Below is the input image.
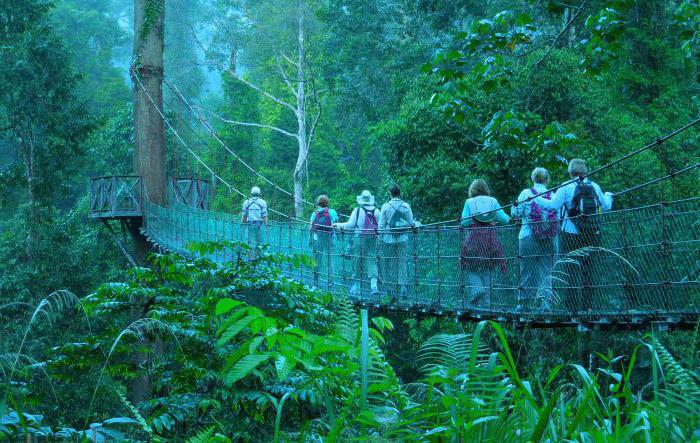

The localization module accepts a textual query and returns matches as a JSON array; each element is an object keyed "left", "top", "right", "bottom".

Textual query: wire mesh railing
[{"left": 142, "top": 199, "right": 700, "bottom": 325}]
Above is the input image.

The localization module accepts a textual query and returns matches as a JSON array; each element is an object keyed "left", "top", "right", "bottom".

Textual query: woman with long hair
[{"left": 460, "top": 179, "right": 510, "bottom": 306}]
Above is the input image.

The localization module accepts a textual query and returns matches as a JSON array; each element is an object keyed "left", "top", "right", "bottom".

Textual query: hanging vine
[{"left": 139, "top": 0, "right": 164, "bottom": 41}]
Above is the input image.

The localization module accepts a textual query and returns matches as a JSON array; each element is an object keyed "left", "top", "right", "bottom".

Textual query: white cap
[{"left": 251, "top": 186, "right": 261, "bottom": 196}]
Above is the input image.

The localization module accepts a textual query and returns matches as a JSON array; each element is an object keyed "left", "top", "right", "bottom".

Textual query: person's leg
[
  {"left": 351, "top": 236, "right": 363, "bottom": 295},
  {"left": 518, "top": 237, "right": 533, "bottom": 307},
  {"left": 397, "top": 241, "right": 408, "bottom": 298},
  {"left": 466, "top": 269, "right": 486, "bottom": 306},
  {"left": 580, "top": 231, "right": 600, "bottom": 312},
  {"left": 384, "top": 242, "right": 398, "bottom": 297},
  {"left": 560, "top": 232, "right": 584, "bottom": 313},
  {"left": 366, "top": 236, "right": 379, "bottom": 294}
]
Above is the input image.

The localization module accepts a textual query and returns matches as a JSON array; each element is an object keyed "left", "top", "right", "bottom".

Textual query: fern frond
[
  {"left": 186, "top": 426, "right": 214, "bottom": 443},
  {"left": 118, "top": 390, "right": 153, "bottom": 435},
  {"left": 334, "top": 297, "right": 358, "bottom": 344}
]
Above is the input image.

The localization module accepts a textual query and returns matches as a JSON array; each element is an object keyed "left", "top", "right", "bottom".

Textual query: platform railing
[{"left": 89, "top": 175, "right": 144, "bottom": 219}]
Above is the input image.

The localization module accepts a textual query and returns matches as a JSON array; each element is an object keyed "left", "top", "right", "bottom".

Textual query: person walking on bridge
[
  {"left": 309, "top": 195, "right": 339, "bottom": 287},
  {"left": 533, "top": 159, "right": 613, "bottom": 314},
  {"left": 333, "top": 190, "right": 381, "bottom": 298},
  {"left": 241, "top": 186, "right": 268, "bottom": 259},
  {"left": 512, "top": 167, "right": 560, "bottom": 311},
  {"left": 379, "top": 184, "right": 417, "bottom": 302},
  {"left": 460, "top": 179, "right": 511, "bottom": 307}
]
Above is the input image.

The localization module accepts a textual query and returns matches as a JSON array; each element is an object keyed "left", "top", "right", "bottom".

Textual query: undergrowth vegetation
[{"left": 0, "top": 243, "right": 698, "bottom": 441}]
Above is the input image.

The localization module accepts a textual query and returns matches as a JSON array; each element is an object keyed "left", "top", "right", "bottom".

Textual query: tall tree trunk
[
  {"left": 19, "top": 129, "right": 38, "bottom": 258},
  {"left": 292, "top": 1, "right": 307, "bottom": 218},
  {"left": 133, "top": 0, "right": 167, "bottom": 208},
  {"left": 129, "top": 0, "right": 166, "bottom": 405}
]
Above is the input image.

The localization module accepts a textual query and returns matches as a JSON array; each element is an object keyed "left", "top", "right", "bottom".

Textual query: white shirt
[
  {"left": 535, "top": 178, "right": 613, "bottom": 234},
  {"left": 379, "top": 198, "right": 415, "bottom": 244},
  {"left": 335, "top": 205, "right": 381, "bottom": 233},
  {"left": 242, "top": 197, "right": 268, "bottom": 222}
]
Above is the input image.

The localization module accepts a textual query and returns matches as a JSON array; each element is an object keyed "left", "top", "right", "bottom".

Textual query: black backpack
[{"left": 568, "top": 179, "right": 601, "bottom": 235}]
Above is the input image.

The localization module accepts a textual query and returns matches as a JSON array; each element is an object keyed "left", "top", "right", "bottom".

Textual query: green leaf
[
  {"left": 217, "top": 316, "right": 257, "bottom": 347},
  {"left": 275, "top": 354, "right": 296, "bottom": 381},
  {"left": 215, "top": 298, "right": 243, "bottom": 316},
  {"left": 225, "top": 353, "right": 271, "bottom": 385}
]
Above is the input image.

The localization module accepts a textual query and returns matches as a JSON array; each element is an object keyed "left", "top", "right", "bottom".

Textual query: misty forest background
[{"left": 1, "top": 0, "right": 699, "bottom": 441}]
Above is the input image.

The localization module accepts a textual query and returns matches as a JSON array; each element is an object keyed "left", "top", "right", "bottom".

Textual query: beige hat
[
  {"left": 356, "top": 190, "right": 375, "bottom": 206},
  {"left": 251, "top": 186, "right": 261, "bottom": 196}
]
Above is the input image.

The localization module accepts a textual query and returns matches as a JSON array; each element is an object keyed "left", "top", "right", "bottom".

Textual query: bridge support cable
[
  {"left": 419, "top": 116, "right": 700, "bottom": 228},
  {"left": 613, "top": 162, "right": 699, "bottom": 197},
  {"left": 162, "top": 78, "right": 343, "bottom": 217},
  {"left": 134, "top": 70, "right": 310, "bottom": 224}
]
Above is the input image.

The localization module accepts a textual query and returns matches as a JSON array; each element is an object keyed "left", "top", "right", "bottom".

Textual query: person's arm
[
  {"left": 374, "top": 208, "right": 381, "bottom": 229},
  {"left": 378, "top": 204, "right": 388, "bottom": 230},
  {"left": 404, "top": 204, "right": 415, "bottom": 227},
  {"left": 536, "top": 185, "right": 567, "bottom": 210},
  {"left": 330, "top": 209, "right": 339, "bottom": 223},
  {"left": 261, "top": 202, "right": 268, "bottom": 225},
  {"left": 491, "top": 198, "right": 511, "bottom": 225},
  {"left": 460, "top": 200, "right": 472, "bottom": 227},
  {"left": 511, "top": 189, "right": 529, "bottom": 219},
  {"left": 241, "top": 200, "right": 248, "bottom": 223},
  {"left": 594, "top": 183, "right": 613, "bottom": 212},
  {"left": 335, "top": 208, "right": 356, "bottom": 229}
]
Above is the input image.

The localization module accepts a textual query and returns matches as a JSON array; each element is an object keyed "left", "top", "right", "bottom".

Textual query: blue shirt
[{"left": 460, "top": 196, "right": 511, "bottom": 227}]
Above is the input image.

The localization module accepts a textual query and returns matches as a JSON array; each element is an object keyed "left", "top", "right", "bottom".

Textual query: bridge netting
[{"left": 142, "top": 198, "right": 700, "bottom": 326}]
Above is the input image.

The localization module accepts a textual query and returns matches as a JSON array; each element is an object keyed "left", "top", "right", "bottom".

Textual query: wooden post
[
  {"left": 459, "top": 226, "right": 466, "bottom": 313},
  {"left": 436, "top": 228, "right": 442, "bottom": 310},
  {"left": 412, "top": 227, "right": 418, "bottom": 308},
  {"left": 360, "top": 308, "right": 369, "bottom": 412}
]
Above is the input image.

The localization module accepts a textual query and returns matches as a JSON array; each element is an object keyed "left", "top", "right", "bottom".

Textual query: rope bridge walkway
[
  {"left": 139, "top": 198, "right": 700, "bottom": 330},
  {"left": 113, "top": 71, "right": 700, "bottom": 329}
]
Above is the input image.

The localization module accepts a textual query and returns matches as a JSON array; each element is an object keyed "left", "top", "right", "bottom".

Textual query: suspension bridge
[{"left": 91, "top": 71, "right": 700, "bottom": 330}]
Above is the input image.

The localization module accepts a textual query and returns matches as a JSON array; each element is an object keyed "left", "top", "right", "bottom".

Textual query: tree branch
[
  {"left": 280, "top": 52, "right": 297, "bottom": 67},
  {"left": 225, "top": 68, "right": 297, "bottom": 114},
  {"left": 276, "top": 56, "right": 297, "bottom": 96},
  {"left": 187, "top": 25, "right": 298, "bottom": 114},
  {"left": 203, "top": 107, "right": 298, "bottom": 139},
  {"left": 533, "top": 0, "right": 590, "bottom": 68}
]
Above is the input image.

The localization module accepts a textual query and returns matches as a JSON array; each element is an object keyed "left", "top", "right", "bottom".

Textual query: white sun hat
[{"left": 356, "top": 190, "right": 375, "bottom": 206}]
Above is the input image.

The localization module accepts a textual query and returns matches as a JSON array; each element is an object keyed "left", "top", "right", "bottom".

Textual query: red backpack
[
  {"left": 357, "top": 207, "right": 378, "bottom": 235},
  {"left": 312, "top": 208, "right": 333, "bottom": 232},
  {"left": 528, "top": 188, "right": 560, "bottom": 239}
]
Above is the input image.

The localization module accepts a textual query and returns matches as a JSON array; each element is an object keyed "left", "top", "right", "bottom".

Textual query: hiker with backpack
[
  {"left": 533, "top": 158, "right": 613, "bottom": 313},
  {"left": 309, "top": 195, "right": 339, "bottom": 286},
  {"left": 460, "top": 179, "right": 511, "bottom": 307},
  {"left": 241, "top": 186, "right": 268, "bottom": 258},
  {"left": 332, "top": 190, "right": 381, "bottom": 297},
  {"left": 379, "top": 184, "right": 417, "bottom": 302},
  {"left": 512, "top": 167, "right": 560, "bottom": 310}
]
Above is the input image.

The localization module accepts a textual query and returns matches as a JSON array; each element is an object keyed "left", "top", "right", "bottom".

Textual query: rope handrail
[
  {"left": 418, "top": 116, "right": 700, "bottom": 227},
  {"left": 614, "top": 162, "right": 699, "bottom": 197},
  {"left": 141, "top": 197, "right": 700, "bottom": 327}
]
